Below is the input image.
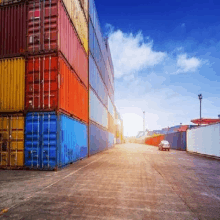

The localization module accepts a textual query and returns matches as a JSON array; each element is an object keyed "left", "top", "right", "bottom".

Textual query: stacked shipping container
[
  {"left": 0, "top": 1, "right": 27, "bottom": 169},
  {"left": 0, "top": 0, "right": 90, "bottom": 170},
  {"left": 25, "top": 0, "right": 89, "bottom": 170},
  {"left": 115, "top": 110, "right": 123, "bottom": 144},
  {"left": 0, "top": 0, "right": 117, "bottom": 170},
  {"left": 89, "top": 0, "right": 115, "bottom": 154}
]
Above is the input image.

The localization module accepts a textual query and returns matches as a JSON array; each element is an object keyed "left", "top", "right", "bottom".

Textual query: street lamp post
[
  {"left": 198, "top": 94, "right": 203, "bottom": 124},
  {"left": 143, "top": 111, "right": 145, "bottom": 136}
]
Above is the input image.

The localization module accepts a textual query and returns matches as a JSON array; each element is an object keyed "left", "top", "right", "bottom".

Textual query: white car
[{"left": 158, "top": 140, "right": 170, "bottom": 151}]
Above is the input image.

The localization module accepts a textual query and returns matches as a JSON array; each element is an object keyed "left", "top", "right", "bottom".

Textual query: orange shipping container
[
  {"left": 25, "top": 53, "right": 88, "bottom": 124},
  {"left": 145, "top": 135, "right": 164, "bottom": 146}
]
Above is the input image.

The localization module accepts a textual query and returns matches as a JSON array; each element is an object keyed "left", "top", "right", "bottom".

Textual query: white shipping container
[
  {"left": 187, "top": 123, "right": 220, "bottom": 157},
  {"left": 89, "top": 88, "right": 108, "bottom": 128}
]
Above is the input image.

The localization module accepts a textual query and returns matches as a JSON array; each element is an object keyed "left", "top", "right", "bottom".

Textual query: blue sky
[{"left": 95, "top": 0, "right": 220, "bottom": 136}]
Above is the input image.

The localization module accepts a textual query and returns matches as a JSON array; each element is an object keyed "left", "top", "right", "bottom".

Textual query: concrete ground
[{"left": 0, "top": 143, "right": 220, "bottom": 220}]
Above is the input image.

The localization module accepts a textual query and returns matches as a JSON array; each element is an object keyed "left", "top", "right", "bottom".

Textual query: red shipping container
[
  {"left": 145, "top": 135, "right": 165, "bottom": 146},
  {"left": 27, "top": 0, "right": 88, "bottom": 88},
  {"left": 25, "top": 53, "right": 88, "bottom": 124},
  {"left": 0, "top": 2, "right": 26, "bottom": 58}
]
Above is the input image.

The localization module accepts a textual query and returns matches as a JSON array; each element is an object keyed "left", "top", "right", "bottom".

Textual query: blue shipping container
[
  {"left": 89, "top": 54, "right": 108, "bottom": 107},
  {"left": 25, "top": 112, "right": 88, "bottom": 170},
  {"left": 164, "top": 131, "right": 186, "bottom": 151},
  {"left": 89, "top": 123, "right": 108, "bottom": 155}
]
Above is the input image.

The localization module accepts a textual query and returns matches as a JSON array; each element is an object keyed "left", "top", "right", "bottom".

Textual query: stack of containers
[
  {"left": 89, "top": 0, "right": 115, "bottom": 155},
  {"left": 0, "top": 0, "right": 27, "bottom": 169},
  {"left": 115, "top": 111, "right": 123, "bottom": 144},
  {"left": 24, "top": 0, "right": 89, "bottom": 170}
]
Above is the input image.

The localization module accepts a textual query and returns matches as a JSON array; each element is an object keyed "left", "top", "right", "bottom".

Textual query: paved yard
[{"left": 1, "top": 144, "right": 220, "bottom": 219}]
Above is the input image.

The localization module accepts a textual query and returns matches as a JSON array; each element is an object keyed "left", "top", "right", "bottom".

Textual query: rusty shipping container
[
  {"left": 0, "top": 2, "right": 27, "bottom": 58},
  {"left": 27, "top": 0, "right": 88, "bottom": 87},
  {"left": 79, "top": 0, "right": 88, "bottom": 21},
  {"left": 25, "top": 53, "right": 88, "bottom": 124},
  {"left": 0, "top": 114, "right": 24, "bottom": 169},
  {"left": 0, "top": 57, "right": 25, "bottom": 112}
]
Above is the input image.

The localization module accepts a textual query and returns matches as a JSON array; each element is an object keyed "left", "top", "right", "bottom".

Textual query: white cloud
[
  {"left": 176, "top": 54, "right": 201, "bottom": 73},
  {"left": 108, "top": 30, "right": 166, "bottom": 79}
]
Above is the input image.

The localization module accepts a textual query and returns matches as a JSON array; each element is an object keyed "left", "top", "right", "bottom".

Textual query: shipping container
[
  {"left": 145, "top": 135, "right": 165, "bottom": 146},
  {"left": 0, "top": 58, "right": 25, "bottom": 112},
  {"left": 0, "top": 2, "right": 27, "bottom": 58},
  {"left": 89, "top": 122, "right": 108, "bottom": 155},
  {"left": 187, "top": 123, "right": 220, "bottom": 157},
  {"left": 108, "top": 112, "right": 115, "bottom": 134},
  {"left": 89, "top": 21, "right": 109, "bottom": 88},
  {"left": 0, "top": 114, "right": 24, "bottom": 168},
  {"left": 89, "top": 54, "right": 108, "bottom": 107},
  {"left": 25, "top": 112, "right": 88, "bottom": 170},
  {"left": 164, "top": 132, "right": 186, "bottom": 151},
  {"left": 27, "top": 0, "right": 88, "bottom": 83},
  {"left": 62, "top": 0, "right": 88, "bottom": 53},
  {"left": 79, "top": 0, "right": 88, "bottom": 21},
  {"left": 108, "top": 96, "right": 114, "bottom": 117},
  {"left": 108, "top": 132, "right": 114, "bottom": 148},
  {"left": 89, "top": 88, "right": 107, "bottom": 128},
  {"left": 25, "top": 54, "right": 88, "bottom": 123}
]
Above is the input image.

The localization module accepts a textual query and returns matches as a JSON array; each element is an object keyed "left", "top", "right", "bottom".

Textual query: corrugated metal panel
[
  {"left": 27, "top": 0, "right": 88, "bottom": 87},
  {"left": 164, "top": 132, "right": 186, "bottom": 151},
  {"left": 187, "top": 123, "right": 220, "bottom": 157},
  {"left": 25, "top": 112, "right": 57, "bottom": 169},
  {"left": 0, "top": 115, "right": 24, "bottom": 168},
  {"left": 89, "top": 54, "right": 108, "bottom": 107},
  {"left": 89, "top": 122, "right": 108, "bottom": 155},
  {"left": 0, "top": 2, "right": 26, "bottom": 58},
  {"left": 59, "top": 114, "right": 88, "bottom": 165},
  {"left": 25, "top": 55, "right": 58, "bottom": 111},
  {"left": 89, "top": 88, "right": 107, "bottom": 128},
  {"left": 0, "top": 58, "right": 25, "bottom": 112},
  {"left": 25, "top": 112, "right": 88, "bottom": 170},
  {"left": 89, "top": 21, "right": 109, "bottom": 89},
  {"left": 62, "top": 0, "right": 88, "bottom": 53},
  {"left": 26, "top": 54, "right": 88, "bottom": 123},
  {"left": 59, "top": 56, "right": 88, "bottom": 123},
  {"left": 108, "top": 132, "right": 114, "bottom": 148}
]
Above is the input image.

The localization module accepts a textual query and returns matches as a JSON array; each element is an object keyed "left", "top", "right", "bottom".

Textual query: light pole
[
  {"left": 143, "top": 111, "right": 145, "bottom": 136},
  {"left": 198, "top": 94, "right": 203, "bottom": 123}
]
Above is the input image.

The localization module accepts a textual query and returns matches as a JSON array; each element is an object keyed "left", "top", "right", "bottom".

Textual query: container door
[
  {"left": 0, "top": 116, "right": 24, "bottom": 168},
  {"left": 25, "top": 112, "right": 57, "bottom": 170},
  {"left": 10, "top": 116, "right": 24, "bottom": 167},
  {"left": 26, "top": 56, "right": 58, "bottom": 111},
  {"left": 27, "top": 0, "right": 57, "bottom": 53},
  {"left": 0, "top": 117, "right": 10, "bottom": 167},
  {"left": 41, "top": 113, "right": 57, "bottom": 169},
  {"left": 25, "top": 113, "right": 42, "bottom": 169}
]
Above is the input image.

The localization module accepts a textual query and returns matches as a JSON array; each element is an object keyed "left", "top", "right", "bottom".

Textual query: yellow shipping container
[
  {"left": 62, "top": 0, "right": 88, "bottom": 54},
  {"left": 0, "top": 57, "right": 25, "bottom": 112},
  {"left": 0, "top": 115, "right": 24, "bottom": 168}
]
